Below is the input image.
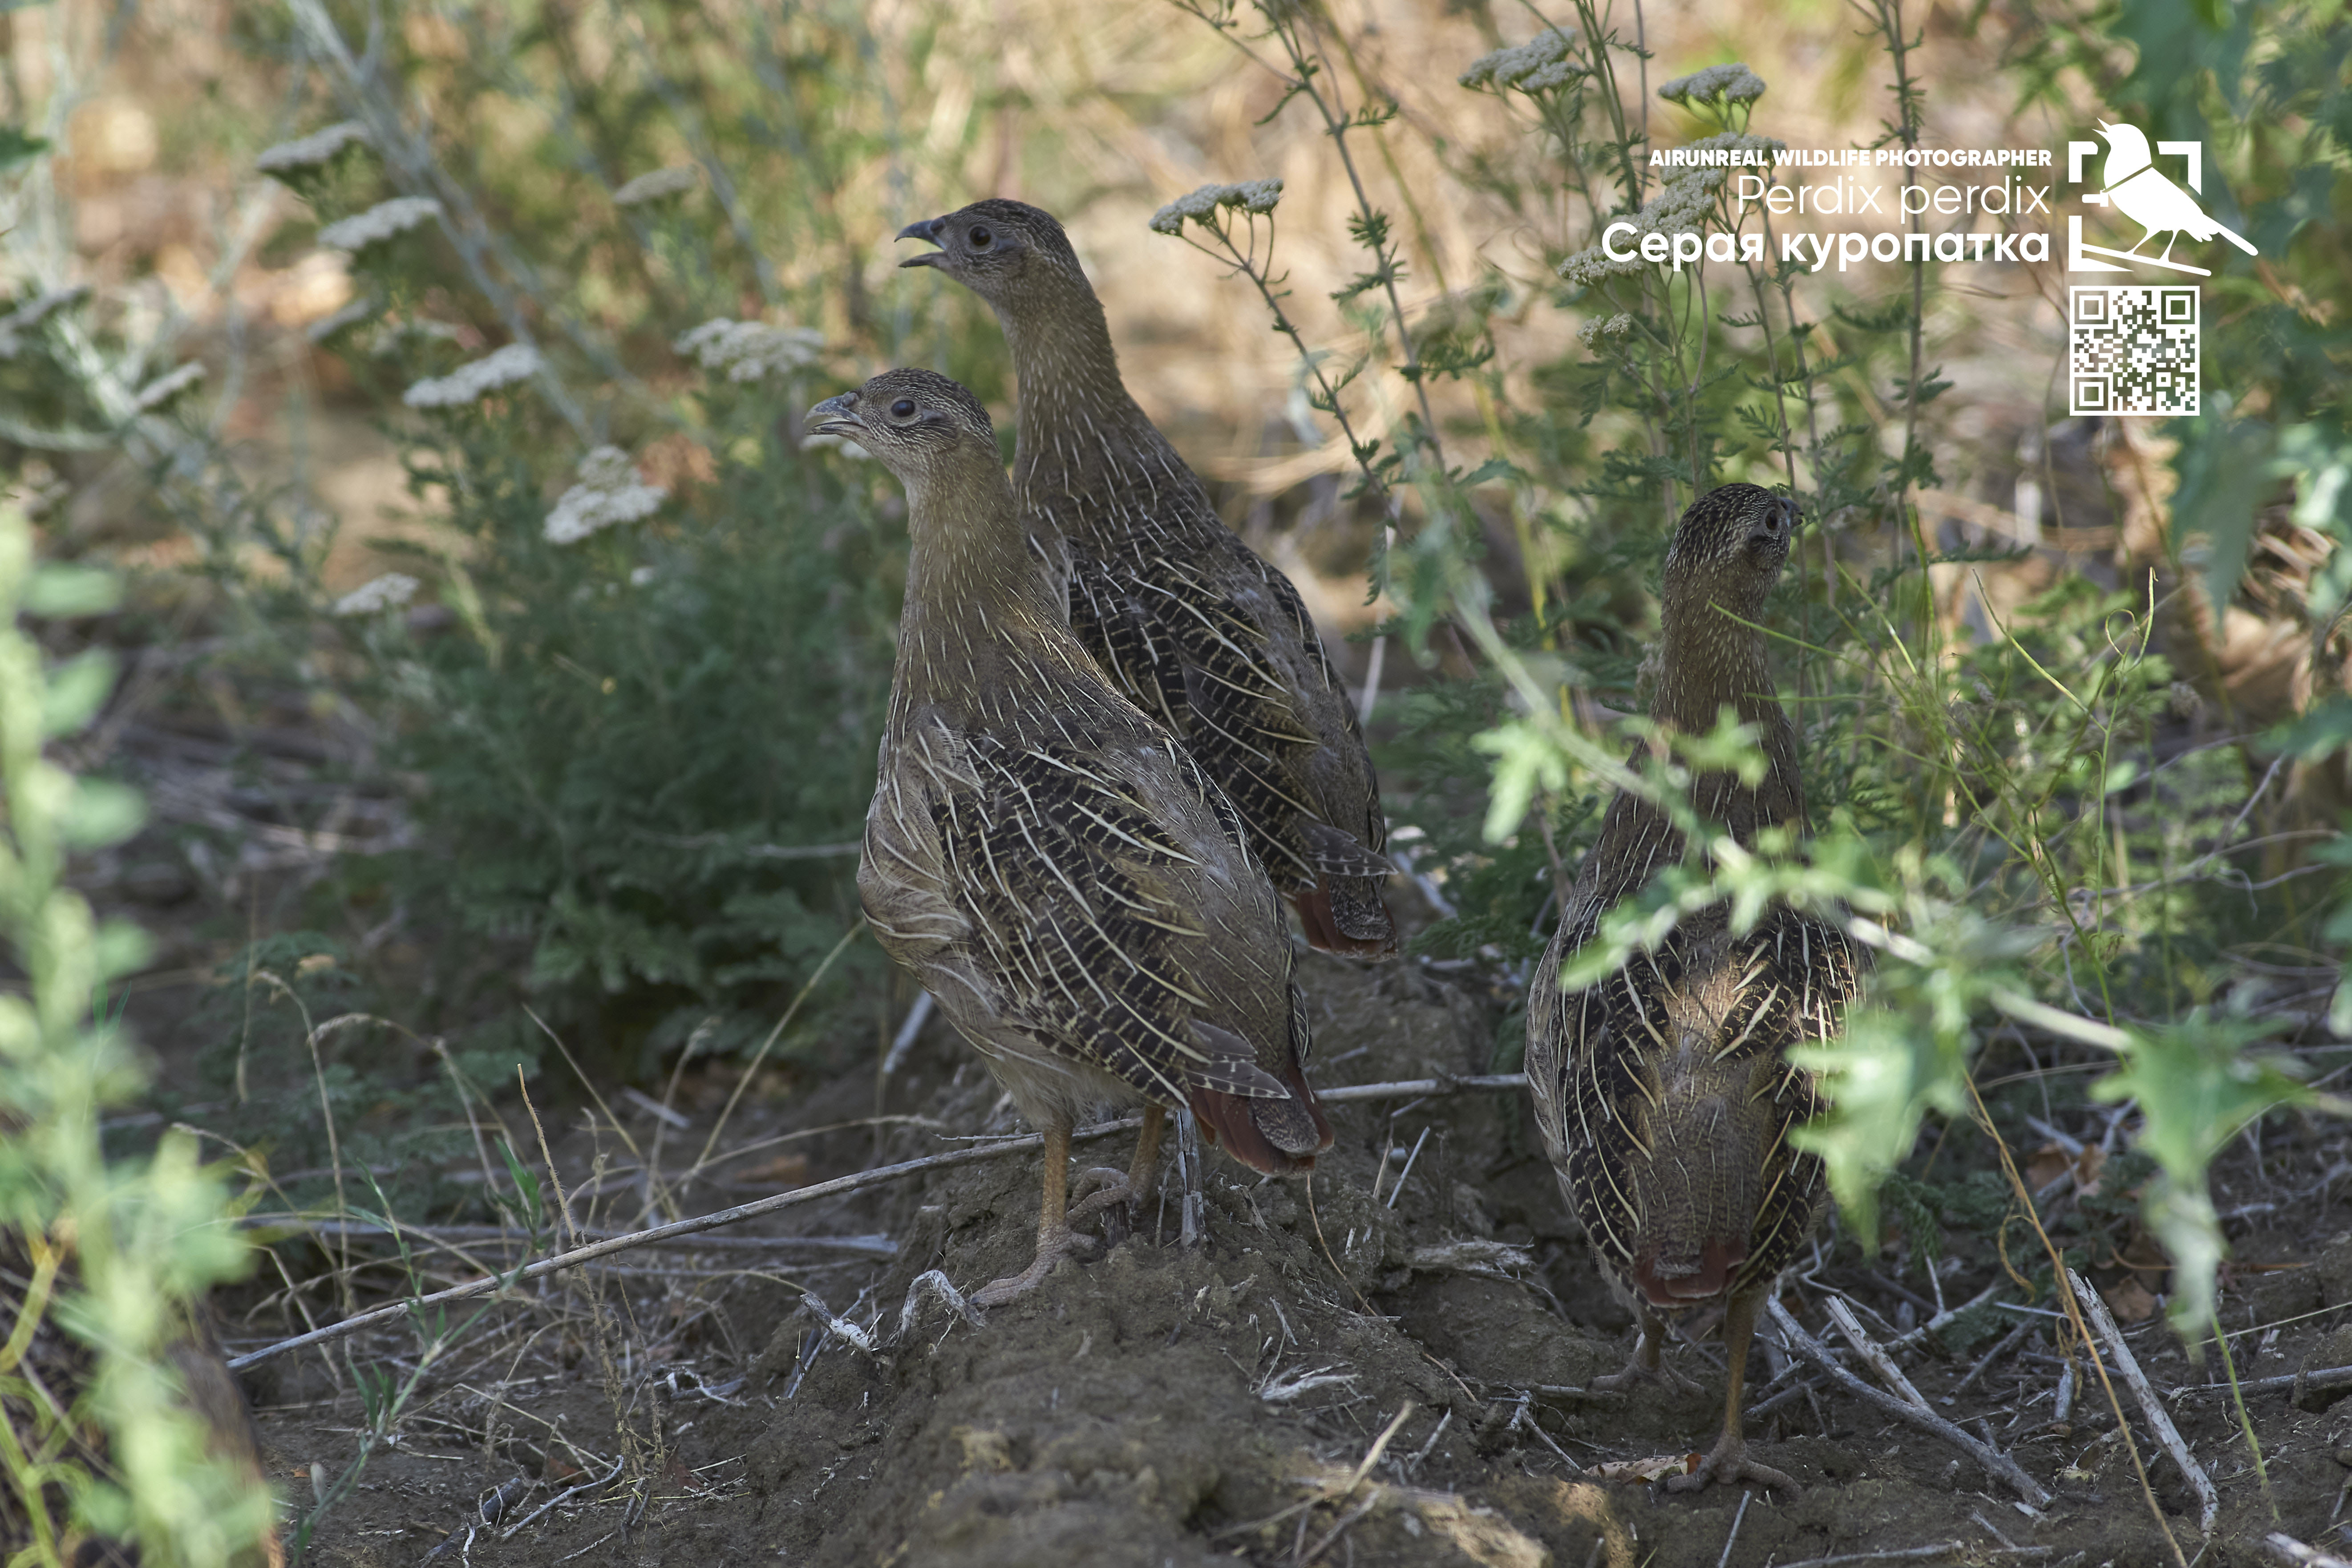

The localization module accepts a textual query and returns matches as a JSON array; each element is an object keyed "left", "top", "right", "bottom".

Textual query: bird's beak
[
  {"left": 896, "top": 217, "right": 946, "bottom": 269},
  {"left": 806, "top": 392, "right": 864, "bottom": 437}
]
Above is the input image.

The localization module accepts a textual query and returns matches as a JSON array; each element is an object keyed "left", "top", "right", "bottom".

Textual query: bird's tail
[
  {"left": 1189, "top": 1055, "right": 1332, "bottom": 1175},
  {"left": 2218, "top": 222, "right": 2258, "bottom": 255},
  {"left": 1291, "top": 878, "right": 1398, "bottom": 959}
]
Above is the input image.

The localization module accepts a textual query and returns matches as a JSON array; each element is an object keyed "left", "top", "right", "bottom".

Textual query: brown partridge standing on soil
[
  {"left": 896, "top": 200, "right": 1397, "bottom": 958},
  {"left": 0, "top": 1230, "right": 282, "bottom": 1565},
  {"left": 814, "top": 369, "right": 1333, "bottom": 1305},
  {"left": 1525, "top": 483, "right": 1859, "bottom": 1493}
]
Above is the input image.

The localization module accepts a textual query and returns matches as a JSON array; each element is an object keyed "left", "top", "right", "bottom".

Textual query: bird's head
[
  {"left": 895, "top": 199, "right": 1089, "bottom": 308},
  {"left": 806, "top": 369, "right": 998, "bottom": 490},
  {"left": 1661, "top": 483, "right": 1797, "bottom": 618},
  {"left": 2095, "top": 119, "right": 2152, "bottom": 165}
]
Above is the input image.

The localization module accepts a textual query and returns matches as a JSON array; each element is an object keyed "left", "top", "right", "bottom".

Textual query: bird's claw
[
  {"left": 1662, "top": 1432, "right": 1797, "bottom": 1495},
  {"left": 1592, "top": 1352, "right": 1705, "bottom": 1398},
  {"left": 1069, "top": 1167, "right": 1135, "bottom": 1245},
  {"left": 973, "top": 1221, "right": 1100, "bottom": 1307}
]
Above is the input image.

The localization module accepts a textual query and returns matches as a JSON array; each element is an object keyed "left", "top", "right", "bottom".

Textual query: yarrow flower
[
  {"left": 1557, "top": 134, "right": 1783, "bottom": 285},
  {"left": 673, "top": 319, "right": 825, "bottom": 382},
  {"left": 402, "top": 343, "right": 544, "bottom": 408},
  {"left": 1658, "top": 62, "right": 1768, "bottom": 106},
  {"left": 132, "top": 362, "right": 205, "bottom": 412},
  {"left": 318, "top": 197, "right": 442, "bottom": 253},
  {"left": 333, "top": 572, "right": 419, "bottom": 616},
  {"left": 614, "top": 165, "right": 699, "bottom": 206},
  {"left": 545, "top": 446, "right": 666, "bottom": 545},
  {"left": 1576, "top": 312, "right": 1635, "bottom": 347},
  {"left": 0, "top": 286, "right": 89, "bottom": 360},
  {"left": 798, "top": 431, "right": 871, "bottom": 462},
  {"left": 306, "top": 295, "right": 379, "bottom": 344},
  {"left": 1148, "top": 178, "right": 1283, "bottom": 236},
  {"left": 256, "top": 121, "right": 370, "bottom": 178},
  {"left": 1458, "top": 28, "right": 1576, "bottom": 89}
]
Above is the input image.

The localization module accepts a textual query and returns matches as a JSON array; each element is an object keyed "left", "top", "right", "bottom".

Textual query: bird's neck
[
  {"left": 993, "top": 291, "right": 1174, "bottom": 480},
  {"left": 1652, "top": 594, "right": 1779, "bottom": 734},
  {"left": 1649, "top": 592, "right": 1807, "bottom": 834},
  {"left": 895, "top": 467, "right": 1071, "bottom": 709}
]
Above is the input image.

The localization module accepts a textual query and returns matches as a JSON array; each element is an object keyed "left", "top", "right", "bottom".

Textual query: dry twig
[
  {"left": 2065, "top": 1269, "right": 2218, "bottom": 1533},
  {"left": 230, "top": 1074, "right": 1528, "bottom": 1369},
  {"left": 2267, "top": 1533, "right": 2352, "bottom": 1568},
  {"left": 1765, "top": 1298, "right": 2052, "bottom": 1507},
  {"left": 1823, "top": 1296, "right": 1932, "bottom": 1410}
]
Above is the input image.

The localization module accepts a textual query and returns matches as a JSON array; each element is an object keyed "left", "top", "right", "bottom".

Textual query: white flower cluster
[
  {"left": 798, "top": 431, "right": 871, "bottom": 461},
  {"left": 306, "top": 295, "right": 378, "bottom": 344},
  {"left": 318, "top": 196, "right": 442, "bottom": 252},
  {"left": 615, "top": 165, "right": 699, "bottom": 206},
  {"left": 545, "top": 446, "right": 667, "bottom": 545},
  {"left": 132, "top": 362, "right": 205, "bottom": 411},
  {"left": 1658, "top": 62, "right": 1768, "bottom": 106},
  {"left": 0, "top": 287, "right": 89, "bottom": 360},
  {"left": 1147, "top": 178, "right": 1283, "bottom": 236},
  {"left": 256, "top": 121, "right": 371, "bottom": 177},
  {"left": 402, "top": 343, "right": 544, "bottom": 408},
  {"left": 334, "top": 572, "right": 419, "bottom": 616},
  {"left": 1576, "top": 312, "right": 1635, "bottom": 347},
  {"left": 674, "top": 318, "right": 826, "bottom": 382},
  {"left": 1557, "top": 136, "right": 1782, "bottom": 285},
  {"left": 1458, "top": 29, "right": 1577, "bottom": 89}
]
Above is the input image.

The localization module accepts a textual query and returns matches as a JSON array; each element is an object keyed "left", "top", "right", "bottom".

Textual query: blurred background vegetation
[{"left": 0, "top": 0, "right": 2348, "bottom": 1553}]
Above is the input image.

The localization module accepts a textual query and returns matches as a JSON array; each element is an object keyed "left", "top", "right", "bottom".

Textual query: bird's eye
[
  {"left": 968, "top": 225, "right": 993, "bottom": 248},
  {"left": 890, "top": 398, "right": 917, "bottom": 419}
]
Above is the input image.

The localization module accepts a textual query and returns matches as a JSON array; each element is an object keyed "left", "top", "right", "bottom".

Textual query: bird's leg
[
  {"left": 1591, "top": 1304, "right": 1704, "bottom": 1397},
  {"left": 1069, "top": 1105, "right": 1166, "bottom": 1247},
  {"left": 1665, "top": 1287, "right": 1798, "bottom": 1494},
  {"left": 2159, "top": 230, "right": 2181, "bottom": 263},
  {"left": 976, "top": 1115, "right": 1098, "bottom": 1306}
]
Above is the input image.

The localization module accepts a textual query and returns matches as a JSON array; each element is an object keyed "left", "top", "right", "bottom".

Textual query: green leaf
[
  {"left": 0, "top": 126, "right": 48, "bottom": 172},
  {"left": 62, "top": 778, "right": 145, "bottom": 850},
  {"left": 41, "top": 648, "right": 115, "bottom": 736},
  {"left": 24, "top": 564, "right": 121, "bottom": 618},
  {"left": 1469, "top": 717, "right": 1568, "bottom": 844},
  {"left": 2092, "top": 1012, "right": 2315, "bottom": 1335}
]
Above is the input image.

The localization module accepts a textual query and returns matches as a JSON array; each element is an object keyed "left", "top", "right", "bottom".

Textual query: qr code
[{"left": 2070, "top": 287, "right": 2199, "bottom": 417}]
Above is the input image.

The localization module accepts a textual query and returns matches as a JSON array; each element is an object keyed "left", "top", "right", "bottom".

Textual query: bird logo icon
[
  {"left": 2094, "top": 121, "right": 2257, "bottom": 262},
  {"left": 2068, "top": 120, "right": 2257, "bottom": 275}
]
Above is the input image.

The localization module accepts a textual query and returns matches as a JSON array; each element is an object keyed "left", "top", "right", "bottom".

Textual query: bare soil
[{"left": 204, "top": 948, "right": 2352, "bottom": 1568}]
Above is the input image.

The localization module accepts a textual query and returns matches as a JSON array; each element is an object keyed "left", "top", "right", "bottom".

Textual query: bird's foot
[
  {"left": 1069, "top": 1167, "right": 1135, "bottom": 1246},
  {"left": 973, "top": 1222, "right": 1099, "bottom": 1308},
  {"left": 1663, "top": 1431, "right": 1797, "bottom": 1495},
  {"left": 1591, "top": 1351, "right": 1705, "bottom": 1398}
]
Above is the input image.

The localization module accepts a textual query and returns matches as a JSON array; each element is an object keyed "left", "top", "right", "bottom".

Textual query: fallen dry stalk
[
  {"left": 229, "top": 1074, "right": 1525, "bottom": 1369},
  {"left": 2267, "top": 1533, "right": 2352, "bottom": 1568},
  {"left": 2066, "top": 1268, "right": 2218, "bottom": 1533},
  {"left": 1822, "top": 1296, "right": 1933, "bottom": 1410},
  {"left": 1765, "top": 1297, "right": 2053, "bottom": 1508}
]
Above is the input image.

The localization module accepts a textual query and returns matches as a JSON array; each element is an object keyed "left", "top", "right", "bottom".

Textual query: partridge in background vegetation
[
  {"left": 814, "top": 369, "right": 1333, "bottom": 1305},
  {"left": 1525, "top": 483, "right": 1859, "bottom": 1493},
  {"left": 896, "top": 200, "right": 1397, "bottom": 958},
  {"left": 0, "top": 1231, "right": 281, "bottom": 1566}
]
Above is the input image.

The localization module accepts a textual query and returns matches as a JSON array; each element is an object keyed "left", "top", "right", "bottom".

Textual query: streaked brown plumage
[
  {"left": 813, "top": 369, "right": 1333, "bottom": 1305},
  {"left": 0, "top": 1230, "right": 281, "bottom": 1566},
  {"left": 895, "top": 200, "right": 1397, "bottom": 958},
  {"left": 1525, "top": 483, "right": 1859, "bottom": 1493}
]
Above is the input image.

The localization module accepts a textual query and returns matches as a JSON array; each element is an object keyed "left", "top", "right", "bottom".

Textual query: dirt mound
[{"left": 247, "top": 953, "right": 2348, "bottom": 1566}]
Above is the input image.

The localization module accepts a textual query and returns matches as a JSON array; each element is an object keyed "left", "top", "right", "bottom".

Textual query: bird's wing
[{"left": 918, "top": 717, "right": 1295, "bottom": 1108}]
